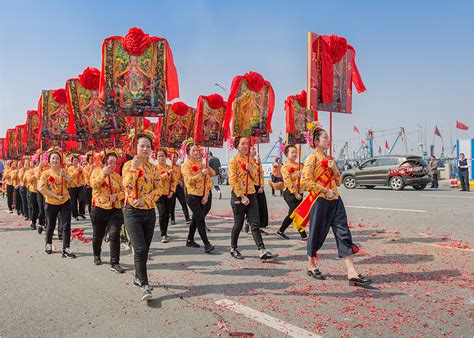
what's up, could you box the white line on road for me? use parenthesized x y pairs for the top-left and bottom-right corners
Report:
(420, 194), (474, 199)
(345, 205), (427, 213)
(215, 299), (320, 338)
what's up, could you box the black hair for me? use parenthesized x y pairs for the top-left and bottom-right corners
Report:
(157, 148), (168, 157)
(186, 143), (197, 155)
(284, 144), (297, 156)
(102, 152), (118, 165)
(86, 153), (93, 162)
(311, 128), (327, 148)
(460, 153), (465, 157)
(233, 136), (249, 149)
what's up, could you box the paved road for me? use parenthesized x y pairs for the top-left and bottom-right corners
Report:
(0, 183), (472, 337)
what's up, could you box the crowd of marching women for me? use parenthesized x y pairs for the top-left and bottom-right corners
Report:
(1, 123), (372, 301)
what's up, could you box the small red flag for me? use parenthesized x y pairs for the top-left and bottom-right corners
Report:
(434, 126), (442, 137)
(353, 125), (360, 134)
(385, 139), (390, 151)
(456, 120), (469, 130)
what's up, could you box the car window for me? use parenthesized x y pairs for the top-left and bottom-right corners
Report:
(376, 158), (399, 166)
(360, 159), (376, 169)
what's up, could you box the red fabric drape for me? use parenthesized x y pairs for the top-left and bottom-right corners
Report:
(194, 96), (205, 143)
(348, 45), (366, 93)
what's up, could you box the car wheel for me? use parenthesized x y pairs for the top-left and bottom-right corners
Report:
(412, 184), (427, 190)
(363, 185), (375, 189)
(389, 176), (405, 190)
(343, 176), (356, 189)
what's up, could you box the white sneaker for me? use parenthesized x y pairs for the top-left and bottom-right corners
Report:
(161, 235), (169, 243)
(141, 285), (152, 301)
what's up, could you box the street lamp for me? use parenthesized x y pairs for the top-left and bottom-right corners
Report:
(214, 83), (228, 97)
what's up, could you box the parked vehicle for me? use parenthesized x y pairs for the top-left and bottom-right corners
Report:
(342, 155), (431, 190)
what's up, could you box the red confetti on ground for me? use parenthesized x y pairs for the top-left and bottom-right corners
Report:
(71, 228), (91, 244)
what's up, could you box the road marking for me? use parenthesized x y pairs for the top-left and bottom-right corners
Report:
(345, 205), (427, 213)
(215, 299), (320, 338)
(420, 194), (474, 199)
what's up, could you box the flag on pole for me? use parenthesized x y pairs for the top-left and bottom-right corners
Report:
(456, 120), (469, 130)
(360, 138), (366, 145)
(378, 145), (382, 155)
(353, 125), (360, 134)
(385, 139), (390, 151)
(434, 126), (442, 137)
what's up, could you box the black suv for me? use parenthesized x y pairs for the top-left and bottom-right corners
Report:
(342, 155), (431, 190)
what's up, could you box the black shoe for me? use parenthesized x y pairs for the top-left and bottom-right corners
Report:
(110, 264), (125, 274)
(230, 249), (244, 260)
(141, 285), (152, 301)
(58, 235), (63, 241)
(37, 225), (43, 234)
(24, 217), (30, 221)
(45, 244), (52, 254)
(94, 256), (102, 265)
(307, 268), (326, 280)
(259, 249), (273, 260)
(30, 223), (37, 230)
(204, 243), (215, 253)
(62, 248), (76, 259)
(133, 278), (153, 290)
(186, 240), (200, 248)
(185, 218), (191, 225)
(79, 215), (86, 220)
(276, 230), (289, 240)
(349, 274), (373, 287)
(9, 210), (13, 214)
(260, 229), (268, 235)
(170, 219), (176, 225)
(300, 231), (308, 240)
(74, 217), (80, 222)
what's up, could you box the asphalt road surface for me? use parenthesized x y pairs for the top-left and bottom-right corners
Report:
(1, 182), (472, 337)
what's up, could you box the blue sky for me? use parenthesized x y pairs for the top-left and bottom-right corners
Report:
(0, 0), (473, 158)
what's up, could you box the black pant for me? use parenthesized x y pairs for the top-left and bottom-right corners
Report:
(45, 201), (72, 250)
(37, 192), (46, 226)
(28, 191), (39, 225)
(14, 188), (22, 215)
(20, 187), (29, 217)
(186, 194), (211, 245)
(124, 205), (156, 285)
(156, 195), (171, 236)
(307, 197), (357, 258)
(230, 193), (265, 250)
(280, 189), (302, 233)
(91, 207), (123, 265)
(255, 186), (268, 228)
(84, 187), (93, 214)
(6, 185), (14, 211)
(430, 173), (438, 188)
(69, 186), (85, 218)
(170, 185), (190, 221)
(460, 171), (470, 191)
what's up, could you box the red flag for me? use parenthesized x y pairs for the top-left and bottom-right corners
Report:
(353, 125), (360, 134)
(456, 120), (469, 130)
(360, 138), (366, 145)
(385, 139), (390, 151)
(434, 126), (442, 137)
(378, 145), (382, 155)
